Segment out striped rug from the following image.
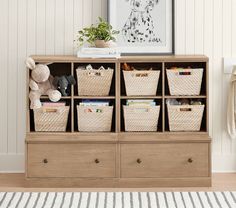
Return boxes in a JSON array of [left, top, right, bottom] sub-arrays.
[[0, 192, 235, 208]]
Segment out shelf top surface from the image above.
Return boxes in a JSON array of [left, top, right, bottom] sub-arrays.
[[26, 132, 211, 143], [30, 55, 209, 63]]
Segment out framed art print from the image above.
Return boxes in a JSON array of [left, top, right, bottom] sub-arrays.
[[108, 0, 175, 55]]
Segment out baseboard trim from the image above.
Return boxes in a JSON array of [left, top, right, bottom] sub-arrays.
[[212, 154, 236, 172]]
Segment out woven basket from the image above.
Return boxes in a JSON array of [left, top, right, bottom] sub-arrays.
[[123, 105, 160, 132], [77, 105, 113, 132], [167, 104, 205, 131], [166, 68, 203, 95], [123, 70, 160, 96], [34, 106, 70, 132], [76, 67, 114, 96]]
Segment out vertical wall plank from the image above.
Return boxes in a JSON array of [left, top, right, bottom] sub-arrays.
[[175, 0, 186, 54], [0, 0, 8, 154], [27, 0, 37, 55], [45, 0, 56, 55], [36, 0, 46, 55], [54, 0, 65, 55], [231, 0, 236, 154], [17, 0, 27, 154], [92, 0, 102, 23], [194, 0, 204, 54], [222, 0, 232, 154], [83, 0, 92, 27], [73, 0, 83, 54], [64, 0, 74, 55], [212, 0, 223, 154], [204, 0, 213, 138], [101, 0, 108, 20], [185, 0, 195, 54], [8, 0, 18, 154]]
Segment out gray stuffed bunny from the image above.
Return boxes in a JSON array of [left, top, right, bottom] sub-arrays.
[[53, 75, 76, 96]]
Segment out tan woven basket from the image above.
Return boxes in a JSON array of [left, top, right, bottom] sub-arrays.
[[76, 67, 114, 96], [123, 105, 160, 132], [167, 104, 205, 131], [77, 105, 113, 132], [166, 68, 203, 95], [34, 106, 70, 132], [123, 70, 160, 96]]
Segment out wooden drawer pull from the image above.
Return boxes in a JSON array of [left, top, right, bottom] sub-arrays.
[[43, 159, 48, 164], [94, 159, 100, 164], [136, 158, 142, 164], [188, 158, 193, 163]]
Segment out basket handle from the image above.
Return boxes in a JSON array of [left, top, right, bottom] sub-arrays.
[[133, 72, 149, 77], [132, 108, 150, 113], [179, 108, 192, 112], [178, 71, 192, 76], [42, 108, 60, 113]]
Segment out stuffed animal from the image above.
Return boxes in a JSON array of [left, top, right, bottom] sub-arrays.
[[53, 75, 76, 96], [26, 57, 61, 109]]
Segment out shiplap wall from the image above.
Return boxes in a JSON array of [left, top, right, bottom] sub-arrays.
[[0, 0, 235, 172]]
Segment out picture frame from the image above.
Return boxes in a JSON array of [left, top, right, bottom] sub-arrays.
[[108, 0, 175, 55]]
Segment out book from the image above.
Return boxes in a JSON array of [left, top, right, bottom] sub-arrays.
[[80, 100, 109, 107], [42, 102, 66, 107], [77, 47, 120, 58], [126, 99, 156, 107]]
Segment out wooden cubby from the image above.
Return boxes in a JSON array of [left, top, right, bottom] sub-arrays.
[[26, 55, 211, 188]]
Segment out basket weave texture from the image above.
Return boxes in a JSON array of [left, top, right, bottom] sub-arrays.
[[34, 106, 70, 132], [123, 105, 160, 132], [123, 70, 160, 96], [77, 105, 113, 132], [167, 104, 205, 131], [166, 68, 203, 95], [76, 67, 114, 96]]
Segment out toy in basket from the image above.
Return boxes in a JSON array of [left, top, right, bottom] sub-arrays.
[[34, 102, 70, 132], [167, 99, 205, 132], [123, 100, 160, 132], [76, 65, 114, 96], [166, 67, 203, 95], [122, 63, 160, 96], [77, 100, 113, 132]]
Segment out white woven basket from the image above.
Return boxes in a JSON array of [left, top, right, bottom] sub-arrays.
[[77, 105, 113, 132], [34, 106, 70, 132], [123, 70, 160, 96], [166, 68, 203, 95], [76, 67, 114, 96], [123, 105, 160, 132], [167, 104, 205, 131]]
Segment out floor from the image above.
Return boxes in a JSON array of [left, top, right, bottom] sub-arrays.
[[0, 173, 235, 192]]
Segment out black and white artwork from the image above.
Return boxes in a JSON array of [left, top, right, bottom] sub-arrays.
[[108, 0, 174, 54]]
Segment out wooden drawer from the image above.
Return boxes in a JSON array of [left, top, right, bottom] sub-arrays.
[[121, 143, 209, 178], [27, 143, 116, 178]]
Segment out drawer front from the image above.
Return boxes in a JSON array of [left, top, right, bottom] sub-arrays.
[[27, 144, 116, 178], [121, 143, 209, 178]]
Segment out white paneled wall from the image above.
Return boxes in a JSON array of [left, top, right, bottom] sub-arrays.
[[0, 0, 235, 172]]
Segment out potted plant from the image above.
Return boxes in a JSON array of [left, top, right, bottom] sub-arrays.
[[76, 17, 119, 48]]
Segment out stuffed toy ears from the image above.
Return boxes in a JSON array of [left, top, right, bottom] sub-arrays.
[[25, 57, 36, 70], [66, 75, 76, 85]]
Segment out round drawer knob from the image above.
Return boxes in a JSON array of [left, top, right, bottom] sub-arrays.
[[43, 159, 48, 164], [95, 159, 100, 164], [188, 158, 193, 163], [137, 158, 142, 164]]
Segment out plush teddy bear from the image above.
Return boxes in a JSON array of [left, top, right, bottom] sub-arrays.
[[53, 75, 76, 96], [26, 57, 61, 109]]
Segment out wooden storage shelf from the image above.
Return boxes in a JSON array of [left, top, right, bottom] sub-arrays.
[[26, 55, 211, 187]]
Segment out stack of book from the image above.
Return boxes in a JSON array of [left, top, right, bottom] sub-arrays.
[[77, 47, 120, 58]]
